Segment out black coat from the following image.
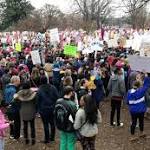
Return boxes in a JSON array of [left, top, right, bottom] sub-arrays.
[[37, 84, 59, 115]]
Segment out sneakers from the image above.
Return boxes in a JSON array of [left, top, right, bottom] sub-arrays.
[[117, 122, 124, 127], [111, 122, 124, 127], [111, 122, 116, 126], [9, 136, 14, 139]]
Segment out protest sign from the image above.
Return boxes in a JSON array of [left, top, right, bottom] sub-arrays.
[[90, 39, 103, 52], [108, 39, 118, 48], [1, 37, 7, 44], [15, 42, 22, 52], [50, 28, 60, 43], [125, 39, 133, 48], [77, 41, 83, 51], [82, 47, 94, 54], [91, 43, 103, 51], [132, 33, 142, 51], [140, 34, 150, 57], [31, 50, 41, 65], [64, 45, 77, 57], [140, 49, 145, 57], [128, 55, 150, 72]]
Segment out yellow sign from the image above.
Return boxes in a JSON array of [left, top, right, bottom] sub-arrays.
[[15, 42, 22, 52]]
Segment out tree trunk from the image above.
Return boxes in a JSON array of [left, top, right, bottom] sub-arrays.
[[96, 18, 100, 29]]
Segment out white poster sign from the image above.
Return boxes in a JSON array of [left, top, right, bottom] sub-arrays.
[[82, 47, 94, 54], [108, 39, 118, 48], [31, 50, 41, 65], [125, 40, 133, 48], [90, 40, 103, 51], [50, 28, 60, 43], [77, 41, 83, 51], [91, 44, 103, 51], [128, 55, 150, 72], [140, 34, 150, 57]]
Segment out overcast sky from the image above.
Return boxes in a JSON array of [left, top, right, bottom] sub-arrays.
[[29, 0, 72, 13], [29, 0, 125, 17]]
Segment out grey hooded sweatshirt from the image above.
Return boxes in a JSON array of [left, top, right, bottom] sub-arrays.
[[107, 75, 126, 97]]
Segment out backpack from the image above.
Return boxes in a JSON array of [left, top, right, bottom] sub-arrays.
[[54, 99, 75, 132]]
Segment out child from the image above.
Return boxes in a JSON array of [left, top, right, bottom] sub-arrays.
[[0, 104, 9, 150], [127, 77, 150, 141]]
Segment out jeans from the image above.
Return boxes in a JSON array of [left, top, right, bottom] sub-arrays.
[[23, 119, 36, 140], [60, 131, 76, 150], [81, 136, 96, 150], [40, 112, 55, 142], [0, 138, 4, 150], [131, 113, 145, 135], [10, 112, 21, 139], [110, 99, 122, 126]]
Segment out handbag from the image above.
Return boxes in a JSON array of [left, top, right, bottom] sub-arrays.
[[76, 121, 87, 141]]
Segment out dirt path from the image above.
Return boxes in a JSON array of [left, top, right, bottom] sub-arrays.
[[5, 100, 150, 150]]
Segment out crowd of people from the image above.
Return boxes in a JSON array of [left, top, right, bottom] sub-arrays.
[[0, 28, 150, 150]]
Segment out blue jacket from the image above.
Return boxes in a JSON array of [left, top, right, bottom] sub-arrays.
[[92, 79, 105, 103], [127, 77, 150, 114], [37, 84, 59, 115], [4, 84, 17, 104]]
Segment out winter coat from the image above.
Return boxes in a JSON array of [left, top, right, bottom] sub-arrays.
[[4, 84, 17, 104], [107, 75, 126, 97], [0, 110, 9, 137], [127, 77, 150, 114], [1, 73, 11, 90], [74, 108, 102, 137], [92, 79, 105, 103], [52, 69, 61, 90], [37, 84, 59, 115], [14, 89, 36, 121]]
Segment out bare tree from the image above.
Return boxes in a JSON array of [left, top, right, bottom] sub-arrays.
[[38, 4, 63, 32], [121, 0, 150, 28], [73, 0, 112, 29]]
